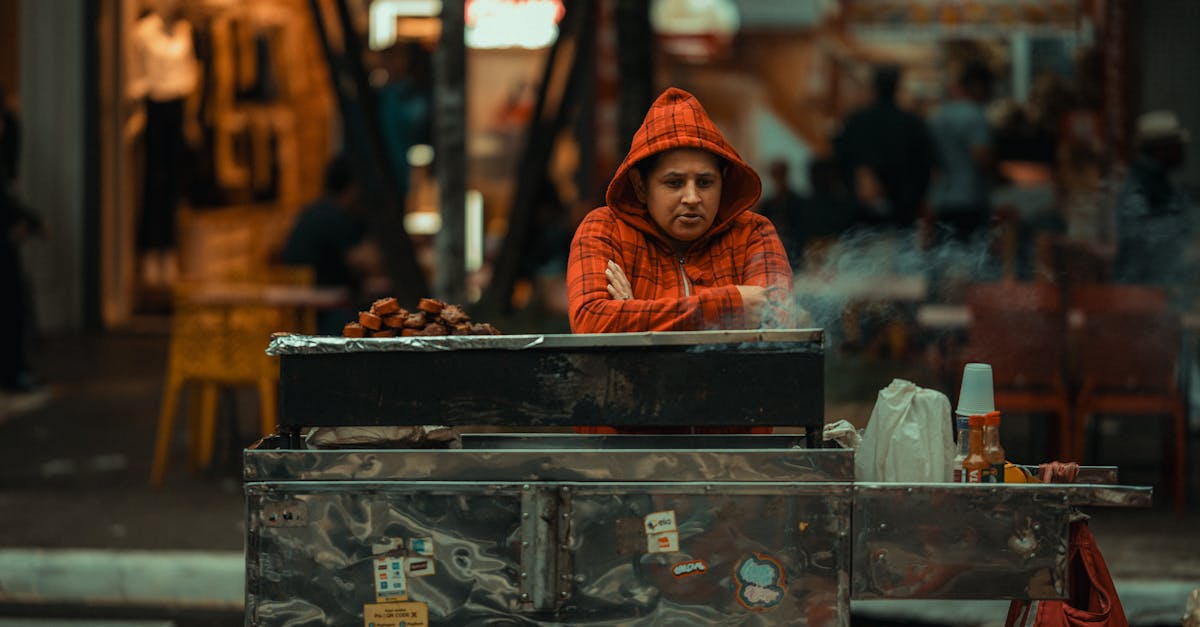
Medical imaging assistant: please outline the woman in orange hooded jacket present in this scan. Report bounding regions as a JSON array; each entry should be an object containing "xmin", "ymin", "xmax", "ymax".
[
  {"xmin": 567, "ymin": 88, "xmax": 794, "ymax": 435},
  {"xmin": 567, "ymin": 87, "xmax": 794, "ymax": 334}
]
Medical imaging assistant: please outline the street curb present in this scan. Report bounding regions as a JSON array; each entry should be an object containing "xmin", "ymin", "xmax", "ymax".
[{"xmin": 0, "ymin": 549, "xmax": 242, "ymax": 610}]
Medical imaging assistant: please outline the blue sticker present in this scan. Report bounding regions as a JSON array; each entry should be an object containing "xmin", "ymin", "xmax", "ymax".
[{"xmin": 733, "ymin": 552, "xmax": 787, "ymax": 611}]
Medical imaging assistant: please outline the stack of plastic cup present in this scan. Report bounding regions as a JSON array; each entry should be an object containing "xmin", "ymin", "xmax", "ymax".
[{"xmin": 957, "ymin": 363, "xmax": 996, "ymax": 418}]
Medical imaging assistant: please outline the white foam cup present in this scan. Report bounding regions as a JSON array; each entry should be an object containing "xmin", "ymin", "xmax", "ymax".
[{"xmin": 957, "ymin": 363, "xmax": 995, "ymax": 417}]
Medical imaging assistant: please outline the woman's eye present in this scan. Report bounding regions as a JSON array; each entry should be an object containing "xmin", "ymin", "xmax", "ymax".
[
  {"xmin": 664, "ymin": 179, "xmax": 683, "ymax": 189},
  {"xmin": 697, "ymin": 178, "xmax": 713, "ymax": 188}
]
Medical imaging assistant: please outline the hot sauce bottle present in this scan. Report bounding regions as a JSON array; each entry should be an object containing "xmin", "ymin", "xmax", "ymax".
[
  {"xmin": 983, "ymin": 411, "xmax": 1006, "ymax": 483},
  {"xmin": 963, "ymin": 414, "xmax": 989, "ymax": 483}
]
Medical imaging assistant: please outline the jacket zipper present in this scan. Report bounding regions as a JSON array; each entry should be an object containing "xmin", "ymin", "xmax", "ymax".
[{"xmin": 677, "ymin": 257, "xmax": 691, "ymax": 296}]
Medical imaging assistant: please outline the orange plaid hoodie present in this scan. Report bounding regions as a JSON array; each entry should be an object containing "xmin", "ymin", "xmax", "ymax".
[{"xmin": 567, "ymin": 87, "xmax": 793, "ymax": 334}]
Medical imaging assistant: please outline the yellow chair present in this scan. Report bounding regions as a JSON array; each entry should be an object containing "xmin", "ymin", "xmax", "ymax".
[{"xmin": 150, "ymin": 266, "xmax": 312, "ymax": 487}]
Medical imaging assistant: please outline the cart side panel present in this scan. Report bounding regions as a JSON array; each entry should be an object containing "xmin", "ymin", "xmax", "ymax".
[
  {"xmin": 851, "ymin": 484, "xmax": 1070, "ymax": 600},
  {"xmin": 244, "ymin": 483, "xmax": 525, "ymax": 626},
  {"xmin": 566, "ymin": 484, "xmax": 852, "ymax": 627}
]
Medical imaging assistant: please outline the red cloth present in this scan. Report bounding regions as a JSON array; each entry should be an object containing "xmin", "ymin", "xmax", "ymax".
[
  {"xmin": 567, "ymin": 87, "xmax": 791, "ymax": 435},
  {"xmin": 566, "ymin": 87, "xmax": 794, "ymax": 335}
]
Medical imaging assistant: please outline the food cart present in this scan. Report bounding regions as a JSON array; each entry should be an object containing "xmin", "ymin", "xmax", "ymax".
[{"xmin": 244, "ymin": 330, "xmax": 1150, "ymax": 626}]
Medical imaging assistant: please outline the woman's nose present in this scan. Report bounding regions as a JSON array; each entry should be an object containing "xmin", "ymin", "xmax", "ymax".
[{"xmin": 681, "ymin": 182, "xmax": 700, "ymax": 203}]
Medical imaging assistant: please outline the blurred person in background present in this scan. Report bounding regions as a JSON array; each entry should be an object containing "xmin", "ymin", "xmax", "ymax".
[
  {"xmin": 281, "ymin": 155, "xmax": 382, "ymax": 334},
  {"xmin": 757, "ymin": 159, "xmax": 802, "ymax": 266},
  {"xmin": 929, "ymin": 61, "xmax": 995, "ymax": 243},
  {"xmin": 1114, "ymin": 110, "xmax": 1193, "ymax": 287},
  {"xmin": 0, "ymin": 82, "xmax": 44, "ymax": 395},
  {"xmin": 376, "ymin": 41, "xmax": 433, "ymax": 207},
  {"xmin": 834, "ymin": 64, "xmax": 934, "ymax": 232},
  {"xmin": 794, "ymin": 158, "xmax": 859, "ymax": 271}
]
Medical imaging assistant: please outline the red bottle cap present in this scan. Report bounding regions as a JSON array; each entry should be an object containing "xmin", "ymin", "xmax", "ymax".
[
  {"xmin": 969, "ymin": 414, "xmax": 985, "ymax": 427},
  {"xmin": 984, "ymin": 412, "xmax": 1001, "ymax": 426}
]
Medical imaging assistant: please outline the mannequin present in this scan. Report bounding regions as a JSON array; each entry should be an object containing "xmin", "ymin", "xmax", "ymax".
[{"xmin": 128, "ymin": 0, "xmax": 199, "ymax": 287}]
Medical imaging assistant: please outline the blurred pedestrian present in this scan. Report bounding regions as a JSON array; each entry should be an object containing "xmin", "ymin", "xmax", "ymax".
[
  {"xmin": 794, "ymin": 158, "xmax": 858, "ymax": 270},
  {"xmin": 0, "ymin": 82, "xmax": 43, "ymax": 394},
  {"xmin": 929, "ymin": 61, "xmax": 995, "ymax": 243},
  {"xmin": 376, "ymin": 41, "xmax": 433, "ymax": 206},
  {"xmin": 758, "ymin": 159, "xmax": 803, "ymax": 264},
  {"xmin": 834, "ymin": 64, "xmax": 933, "ymax": 231},
  {"xmin": 1114, "ymin": 110, "xmax": 1193, "ymax": 286},
  {"xmin": 281, "ymin": 155, "xmax": 381, "ymax": 335}
]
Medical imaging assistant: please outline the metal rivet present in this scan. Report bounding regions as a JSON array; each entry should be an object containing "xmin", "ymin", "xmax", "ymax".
[
  {"xmin": 560, "ymin": 544, "xmax": 569, "ymax": 551},
  {"xmin": 523, "ymin": 484, "xmax": 531, "ymax": 491},
  {"xmin": 522, "ymin": 512, "xmax": 530, "ymax": 519},
  {"xmin": 575, "ymin": 574, "xmax": 585, "ymax": 583},
  {"xmin": 560, "ymin": 591, "xmax": 569, "ymax": 598},
  {"xmin": 520, "ymin": 593, "xmax": 529, "ymax": 601},
  {"xmin": 522, "ymin": 541, "xmax": 530, "ymax": 547},
  {"xmin": 562, "ymin": 512, "xmax": 569, "ymax": 519},
  {"xmin": 520, "ymin": 571, "xmax": 528, "ymax": 579},
  {"xmin": 561, "ymin": 486, "xmax": 570, "ymax": 493},
  {"xmin": 879, "ymin": 522, "xmax": 887, "ymax": 530},
  {"xmin": 906, "ymin": 487, "xmax": 913, "ymax": 494}
]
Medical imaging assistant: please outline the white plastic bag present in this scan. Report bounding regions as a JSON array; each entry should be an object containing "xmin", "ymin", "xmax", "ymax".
[{"xmin": 854, "ymin": 379, "xmax": 955, "ymax": 482}]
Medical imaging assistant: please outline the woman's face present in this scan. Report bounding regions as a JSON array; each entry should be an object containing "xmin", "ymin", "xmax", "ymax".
[{"xmin": 630, "ymin": 148, "xmax": 723, "ymax": 248}]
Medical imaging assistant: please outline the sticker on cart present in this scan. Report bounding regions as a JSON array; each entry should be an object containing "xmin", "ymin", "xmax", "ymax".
[
  {"xmin": 646, "ymin": 530, "xmax": 680, "ymax": 554},
  {"xmin": 643, "ymin": 510, "xmax": 678, "ymax": 535},
  {"xmin": 733, "ymin": 552, "xmax": 787, "ymax": 612},
  {"xmin": 363, "ymin": 601, "xmax": 428, "ymax": 627},
  {"xmin": 671, "ymin": 559, "xmax": 708, "ymax": 578},
  {"xmin": 409, "ymin": 537, "xmax": 434, "ymax": 556},
  {"xmin": 405, "ymin": 556, "xmax": 436, "ymax": 577},
  {"xmin": 373, "ymin": 556, "xmax": 408, "ymax": 602}
]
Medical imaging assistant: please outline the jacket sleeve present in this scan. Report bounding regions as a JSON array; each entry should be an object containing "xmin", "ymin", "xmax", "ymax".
[
  {"xmin": 739, "ymin": 215, "xmax": 796, "ymax": 328},
  {"xmin": 567, "ymin": 211, "xmax": 746, "ymax": 333}
]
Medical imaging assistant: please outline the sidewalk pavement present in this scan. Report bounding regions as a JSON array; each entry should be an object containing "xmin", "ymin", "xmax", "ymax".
[{"xmin": 0, "ymin": 332, "xmax": 1196, "ymax": 625}]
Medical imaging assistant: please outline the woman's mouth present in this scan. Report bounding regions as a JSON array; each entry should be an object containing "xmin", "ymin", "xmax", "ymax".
[{"xmin": 676, "ymin": 213, "xmax": 704, "ymax": 226}]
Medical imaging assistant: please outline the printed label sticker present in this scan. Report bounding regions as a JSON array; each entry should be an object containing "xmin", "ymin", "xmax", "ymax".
[
  {"xmin": 646, "ymin": 530, "xmax": 680, "ymax": 554},
  {"xmin": 733, "ymin": 552, "xmax": 787, "ymax": 612},
  {"xmin": 671, "ymin": 559, "xmax": 708, "ymax": 578},
  {"xmin": 405, "ymin": 556, "xmax": 436, "ymax": 577},
  {"xmin": 363, "ymin": 601, "xmax": 428, "ymax": 627},
  {"xmin": 409, "ymin": 537, "xmax": 434, "ymax": 556},
  {"xmin": 373, "ymin": 556, "xmax": 408, "ymax": 602},
  {"xmin": 643, "ymin": 510, "xmax": 678, "ymax": 535}
]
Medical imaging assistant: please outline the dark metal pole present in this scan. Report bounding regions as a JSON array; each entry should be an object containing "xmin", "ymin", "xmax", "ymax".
[
  {"xmin": 479, "ymin": 1, "xmax": 592, "ymax": 315},
  {"xmin": 616, "ymin": 0, "xmax": 654, "ymax": 150},
  {"xmin": 434, "ymin": 0, "xmax": 467, "ymax": 303}
]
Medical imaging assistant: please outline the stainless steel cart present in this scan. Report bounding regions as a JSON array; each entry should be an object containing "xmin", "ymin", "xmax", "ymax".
[{"xmin": 244, "ymin": 330, "xmax": 1150, "ymax": 626}]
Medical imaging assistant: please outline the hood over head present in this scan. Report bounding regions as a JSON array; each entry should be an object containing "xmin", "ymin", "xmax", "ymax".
[{"xmin": 605, "ymin": 87, "xmax": 762, "ymax": 246}]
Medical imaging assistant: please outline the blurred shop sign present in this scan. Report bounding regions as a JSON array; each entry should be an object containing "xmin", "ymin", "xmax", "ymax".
[
  {"xmin": 465, "ymin": 0, "xmax": 565, "ymax": 49},
  {"xmin": 652, "ymin": 0, "xmax": 740, "ymax": 63},
  {"xmin": 371, "ymin": 0, "xmax": 442, "ymax": 49},
  {"xmin": 845, "ymin": 0, "xmax": 1081, "ymax": 37},
  {"xmin": 370, "ymin": 0, "xmax": 564, "ymax": 50}
]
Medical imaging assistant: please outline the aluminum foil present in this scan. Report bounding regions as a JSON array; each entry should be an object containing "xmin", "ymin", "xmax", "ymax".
[{"xmin": 266, "ymin": 329, "xmax": 824, "ymax": 356}]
